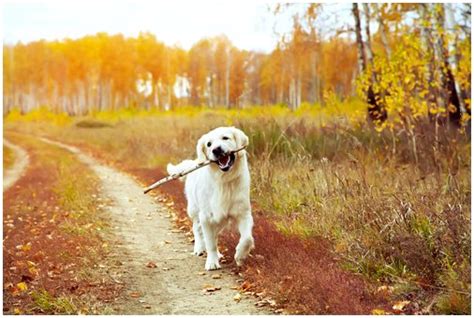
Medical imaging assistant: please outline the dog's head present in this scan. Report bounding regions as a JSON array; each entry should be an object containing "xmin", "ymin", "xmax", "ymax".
[{"xmin": 196, "ymin": 127, "xmax": 249, "ymax": 172}]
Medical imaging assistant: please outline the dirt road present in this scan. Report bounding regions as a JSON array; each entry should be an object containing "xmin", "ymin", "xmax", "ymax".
[
  {"xmin": 36, "ymin": 137, "xmax": 267, "ymax": 314},
  {"xmin": 3, "ymin": 139, "xmax": 29, "ymax": 191}
]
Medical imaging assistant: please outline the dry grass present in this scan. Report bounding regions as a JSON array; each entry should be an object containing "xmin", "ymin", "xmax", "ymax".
[
  {"xmin": 3, "ymin": 144, "xmax": 15, "ymax": 170},
  {"xmin": 4, "ymin": 105, "xmax": 470, "ymax": 314}
]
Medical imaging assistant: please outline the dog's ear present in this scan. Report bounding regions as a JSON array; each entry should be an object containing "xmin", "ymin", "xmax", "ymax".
[
  {"xmin": 231, "ymin": 127, "xmax": 249, "ymax": 149},
  {"xmin": 196, "ymin": 134, "xmax": 208, "ymax": 162}
]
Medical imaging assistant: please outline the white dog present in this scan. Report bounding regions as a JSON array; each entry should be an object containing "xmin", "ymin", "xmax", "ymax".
[{"xmin": 167, "ymin": 127, "xmax": 254, "ymax": 270}]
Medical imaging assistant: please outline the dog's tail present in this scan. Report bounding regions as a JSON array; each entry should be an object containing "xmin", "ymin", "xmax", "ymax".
[{"xmin": 166, "ymin": 159, "xmax": 197, "ymax": 182}]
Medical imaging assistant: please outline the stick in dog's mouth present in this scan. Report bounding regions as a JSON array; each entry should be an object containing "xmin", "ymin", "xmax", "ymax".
[
  {"xmin": 215, "ymin": 152, "xmax": 235, "ymax": 172},
  {"xmin": 143, "ymin": 146, "xmax": 246, "ymax": 194}
]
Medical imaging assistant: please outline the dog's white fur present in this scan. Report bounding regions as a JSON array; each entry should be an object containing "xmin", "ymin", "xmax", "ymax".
[{"xmin": 167, "ymin": 127, "xmax": 254, "ymax": 270}]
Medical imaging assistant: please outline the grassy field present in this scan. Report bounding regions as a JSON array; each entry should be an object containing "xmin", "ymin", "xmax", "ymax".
[{"xmin": 4, "ymin": 103, "xmax": 471, "ymax": 314}]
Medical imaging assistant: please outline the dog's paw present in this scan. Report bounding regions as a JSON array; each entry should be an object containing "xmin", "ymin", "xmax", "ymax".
[
  {"xmin": 205, "ymin": 254, "xmax": 221, "ymax": 271},
  {"xmin": 193, "ymin": 245, "xmax": 206, "ymax": 256},
  {"xmin": 234, "ymin": 237, "xmax": 255, "ymax": 266}
]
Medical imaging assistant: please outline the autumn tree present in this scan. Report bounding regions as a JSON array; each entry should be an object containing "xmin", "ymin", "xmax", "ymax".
[{"xmin": 3, "ymin": 3, "xmax": 470, "ymax": 119}]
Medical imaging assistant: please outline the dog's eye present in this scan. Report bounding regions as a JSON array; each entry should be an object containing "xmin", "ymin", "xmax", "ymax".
[
  {"xmin": 207, "ymin": 141, "xmax": 212, "ymax": 147},
  {"xmin": 222, "ymin": 136, "xmax": 229, "ymax": 140}
]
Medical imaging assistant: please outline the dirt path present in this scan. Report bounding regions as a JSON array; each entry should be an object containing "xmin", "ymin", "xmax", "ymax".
[
  {"xmin": 38, "ymin": 137, "xmax": 267, "ymax": 314},
  {"xmin": 3, "ymin": 139, "xmax": 29, "ymax": 191}
]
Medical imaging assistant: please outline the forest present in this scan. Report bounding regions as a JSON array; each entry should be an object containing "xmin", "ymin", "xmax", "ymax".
[
  {"xmin": 4, "ymin": 3, "xmax": 471, "ymax": 126},
  {"xmin": 3, "ymin": 2, "xmax": 472, "ymax": 315}
]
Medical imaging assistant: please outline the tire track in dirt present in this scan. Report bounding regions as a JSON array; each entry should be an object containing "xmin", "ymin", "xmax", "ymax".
[
  {"xmin": 38, "ymin": 137, "xmax": 268, "ymax": 314},
  {"xmin": 3, "ymin": 139, "xmax": 30, "ymax": 191}
]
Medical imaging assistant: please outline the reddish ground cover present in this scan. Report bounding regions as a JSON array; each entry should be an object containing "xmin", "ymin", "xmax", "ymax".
[{"xmin": 3, "ymin": 137, "xmax": 122, "ymax": 314}]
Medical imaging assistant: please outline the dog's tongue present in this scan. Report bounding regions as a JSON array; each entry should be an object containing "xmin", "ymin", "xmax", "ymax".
[{"xmin": 218, "ymin": 155, "xmax": 230, "ymax": 166}]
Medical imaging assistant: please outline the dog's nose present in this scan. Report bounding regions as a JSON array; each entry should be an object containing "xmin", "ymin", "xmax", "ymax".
[{"xmin": 212, "ymin": 147, "xmax": 224, "ymax": 157}]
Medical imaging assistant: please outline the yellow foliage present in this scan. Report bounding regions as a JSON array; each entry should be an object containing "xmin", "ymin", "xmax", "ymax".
[{"xmin": 5, "ymin": 107, "xmax": 71, "ymax": 126}]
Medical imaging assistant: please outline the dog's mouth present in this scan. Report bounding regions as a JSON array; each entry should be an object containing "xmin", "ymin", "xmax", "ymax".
[{"xmin": 216, "ymin": 153, "xmax": 235, "ymax": 172}]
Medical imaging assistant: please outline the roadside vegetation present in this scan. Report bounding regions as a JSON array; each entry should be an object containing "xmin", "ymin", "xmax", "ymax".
[
  {"xmin": 3, "ymin": 133, "xmax": 121, "ymax": 314},
  {"xmin": 3, "ymin": 145, "xmax": 15, "ymax": 170},
  {"xmin": 5, "ymin": 100, "xmax": 470, "ymax": 314}
]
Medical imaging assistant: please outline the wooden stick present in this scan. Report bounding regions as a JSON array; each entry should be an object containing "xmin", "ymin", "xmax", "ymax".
[{"xmin": 143, "ymin": 146, "xmax": 247, "ymax": 194}]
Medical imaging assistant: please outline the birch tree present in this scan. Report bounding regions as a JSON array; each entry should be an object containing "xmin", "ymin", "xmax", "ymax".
[{"xmin": 352, "ymin": 3, "xmax": 387, "ymax": 122}]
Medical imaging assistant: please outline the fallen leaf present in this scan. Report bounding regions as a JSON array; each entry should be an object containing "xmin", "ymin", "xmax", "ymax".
[
  {"xmin": 233, "ymin": 293, "xmax": 242, "ymax": 302},
  {"xmin": 202, "ymin": 284, "xmax": 221, "ymax": 292},
  {"xmin": 241, "ymin": 281, "xmax": 252, "ymax": 291},
  {"xmin": 26, "ymin": 260, "xmax": 36, "ymax": 267},
  {"xmin": 393, "ymin": 300, "xmax": 410, "ymax": 312},
  {"xmin": 371, "ymin": 308, "xmax": 386, "ymax": 315},
  {"xmin": 146, "ymin": 261, "xmax": 157, "ymax": 268},
  {"xmin": 129, "ymin": 291, "xmax": 141, "ymax": 298},
  {"xmin": 255, "ymin": 300, "xmax": 267, "ymax": 307},
  {"xmin": 197, "ymin": 272, "xmax": 206, "ymax": 276},
  {"xmin": 15, "ymin": 243, "xmax": 31, "ymax": 252},
  {"xmin": 376, "ymin": 285, "xmax": 394, "ymax": 297},
  {"xmin": 212, "ymin": 274, "xmax": 222, "ymax": 279},
  {"xmin": 16, "ymin": 282, "xmax": 27, "ymax": 292},
  {"xmin": 13, "ymin": 308, "xmax": 22, "ymax": 315},
  {"xmin": 28, "ymin": 266, "xmax": 38, "ymax": 277},
  {"xmin": 256, "ymin": 291, "xmax": 266, "ymax": 298},
  {"xmin": 255, "ymin": 298, "xmax": 276, "ymax": 308},
  {"xmin": 206, "ymin": 287, "xmax": 221, "ymax": 292}
]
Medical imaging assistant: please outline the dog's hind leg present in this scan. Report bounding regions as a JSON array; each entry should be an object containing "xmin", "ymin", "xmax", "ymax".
[{"xmin": 234, "ymin": 212, "xmax": 255, "ymax": 266}]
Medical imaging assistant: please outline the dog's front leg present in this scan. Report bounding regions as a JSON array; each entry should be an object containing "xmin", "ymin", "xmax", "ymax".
[
  {"xmin": 235, "ymin": 212, "xmax": 255, "ymax": 266},
  {"xmin": 192, "ymin": 219, "xmax": 205, "ymax": 256},
  {"xmin": 201, "ymin": 221, "xmax": 221, "ymax": 270}
]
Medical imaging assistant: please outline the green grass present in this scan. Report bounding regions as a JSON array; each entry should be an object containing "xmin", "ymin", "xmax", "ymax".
[
  {"xmin": 30, "ymin": 289, "xmax": 78, "ymax": 314},
  {"xmin": 29, "ymin": 288, "xmax": 115, "ymax": 315},
  {"xmin": 4, "ymin": 104, "xmax": 471, "ymax": 314}
]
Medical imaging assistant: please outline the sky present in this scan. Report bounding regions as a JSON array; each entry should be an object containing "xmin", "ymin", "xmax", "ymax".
[
  {"xmin": 2, "ymin": 0, "xmax": 357, "ymax": 53},
  {"xmin": 3, "ymin": 0, "xmax": 286, "ymax": 52}
]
